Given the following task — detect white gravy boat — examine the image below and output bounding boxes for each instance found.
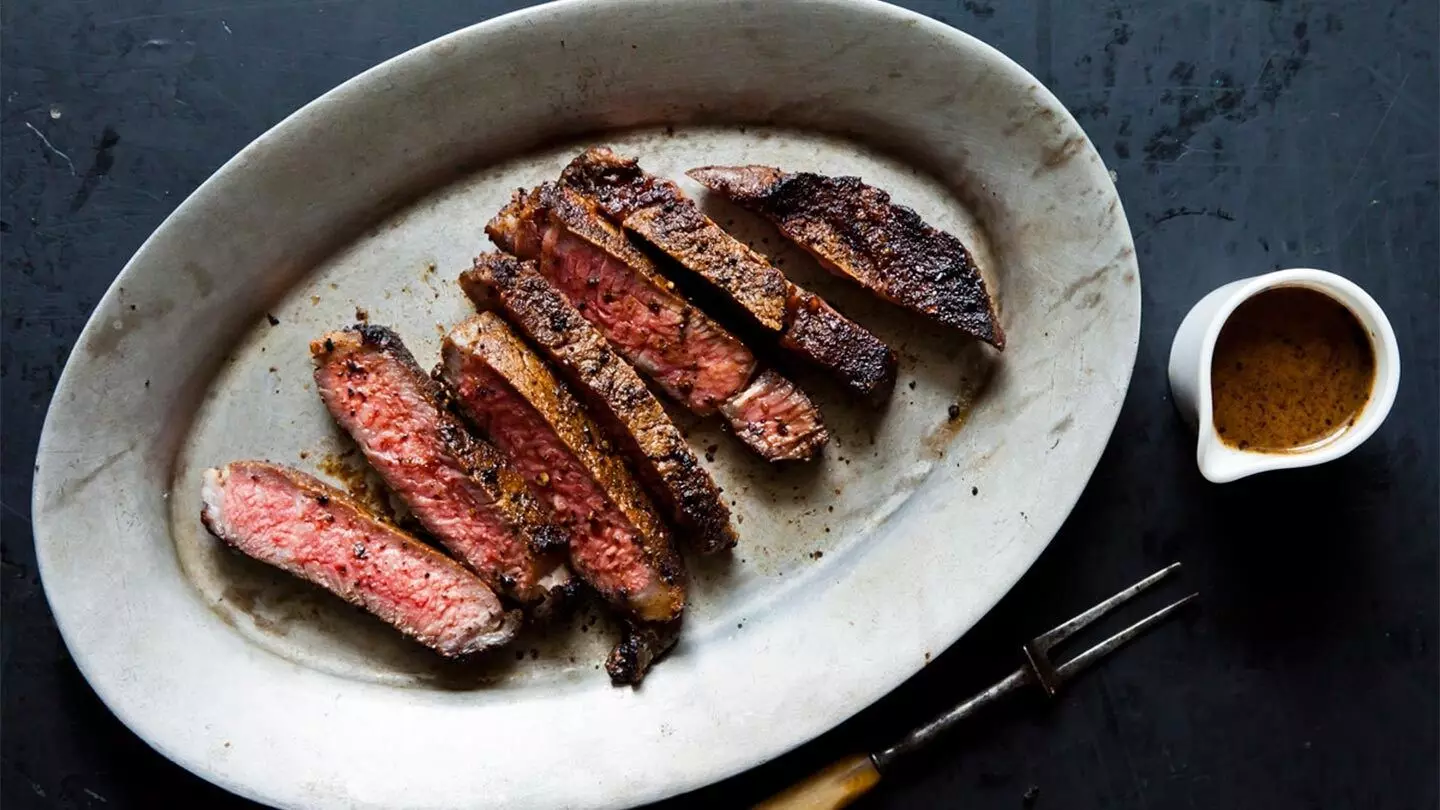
[1168,268,1400,483]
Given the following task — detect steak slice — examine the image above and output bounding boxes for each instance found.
[781,286,898,399]
[560,147,897,397]
[441,312,687,623]
[687,165,1006,349]
[312,325,571,605]
[488,184,827,461]
[461,254,737,554]
[201,461,520,657]
[489,183,755,415]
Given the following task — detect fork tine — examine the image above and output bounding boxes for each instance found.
[1054,592,1197,681]
[1032,562,1182,650]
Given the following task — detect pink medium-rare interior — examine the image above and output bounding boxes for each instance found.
[313,348,536,590]
[204,463,508,655]
[541,226,756,415]
[719,370,829,461]
[449,355,658,600]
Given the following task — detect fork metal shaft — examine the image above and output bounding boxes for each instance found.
[872,666,1030,771]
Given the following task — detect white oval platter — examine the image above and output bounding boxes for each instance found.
[33,1,1140,807]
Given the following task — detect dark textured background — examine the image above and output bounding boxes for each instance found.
[3,1,1436,807]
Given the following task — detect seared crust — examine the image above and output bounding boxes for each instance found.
[781,286,898,399]
[311,325,571,604]
[442,312,687,622]
[605,619,681,686]
[625,202,791,332]
[561,147,896,397]
[461,254,738,554]
[687,165,1005,349]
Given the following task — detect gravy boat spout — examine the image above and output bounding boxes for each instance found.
[1167,268,1400,483]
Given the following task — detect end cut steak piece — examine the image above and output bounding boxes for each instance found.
[441,312,687,622]
[718,370,829,462]
[605,619,681,686]
[687,165,1005,349]
[201,461,519,656]
[560,147,897,397]
[781,285,899,401]
[461,254,738,554]
[487,183,827,461]
[312,325,571,605]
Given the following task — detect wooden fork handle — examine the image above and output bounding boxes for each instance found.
[753,754,882,810]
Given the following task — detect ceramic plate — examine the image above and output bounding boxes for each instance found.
[33,1,1139,807]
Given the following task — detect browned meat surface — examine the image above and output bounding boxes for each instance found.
[718,370,829,462]
[560,147,897,397]
[312,325,572,605]
[488,183,827,461]
[201,461,520,656]
[605,619,681,686]
[461,254,738,554]
[441,312,687,623]
[688,165,1005,350]
[781,285,898,399]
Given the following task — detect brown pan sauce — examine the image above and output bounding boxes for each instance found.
[1210,287,1375,452]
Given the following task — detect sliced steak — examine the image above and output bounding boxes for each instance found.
[488,184,828,461]
[687,165,1005,349]
[560,147,897,397]
[781,286,898,398]
[201,461,520,656]
[718,370,829,462]
[461,254,737,554]
[489,183,755,415]
[441,312,687,622]
[312,325,571,605]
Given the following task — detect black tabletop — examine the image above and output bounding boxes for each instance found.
[3,1,1436,808]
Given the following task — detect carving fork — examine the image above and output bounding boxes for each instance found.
[756,563,1197,809]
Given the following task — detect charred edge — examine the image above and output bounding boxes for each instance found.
[657,549,686,585]
[662,448,736,551]
[431,384,501,475]
[782,289,899,399]
[198,503,223,540]
[605,619,681,686]
[772,173,1002,348]
[478,465,500,490]
[471,253,523,288]
[559,147,659,216]
[353,322,401,348]
[529,523,569,553]
[527,576,581,622]
[435,418,474,458]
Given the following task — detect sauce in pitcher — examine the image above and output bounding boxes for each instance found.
[1210,286,1375,452]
